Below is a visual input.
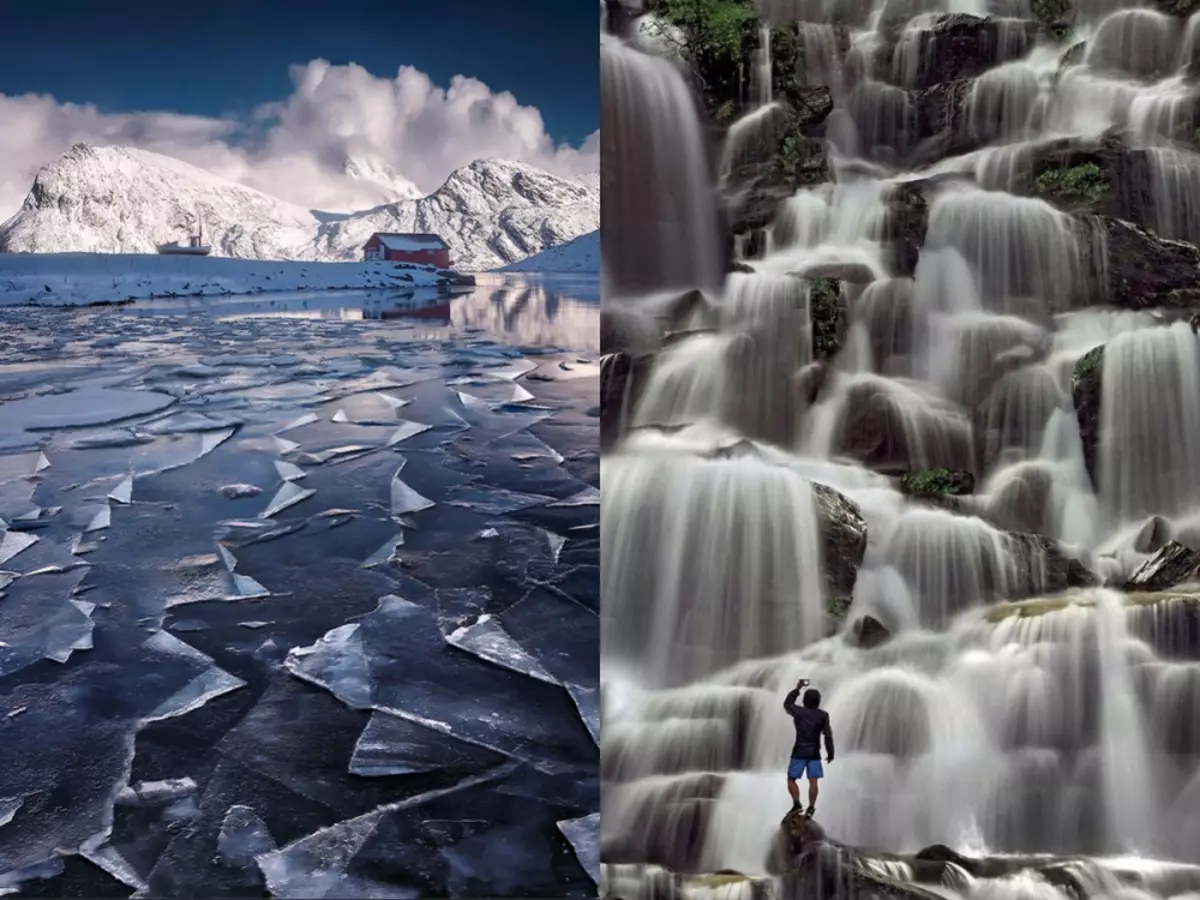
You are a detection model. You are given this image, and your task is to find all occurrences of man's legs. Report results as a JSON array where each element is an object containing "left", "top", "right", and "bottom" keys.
[
  {"left": 807, "top": 777, "right": 819, "bottom": 815},
  {"left": 787, "top": 777, "right": 801, "bottom": 810}
]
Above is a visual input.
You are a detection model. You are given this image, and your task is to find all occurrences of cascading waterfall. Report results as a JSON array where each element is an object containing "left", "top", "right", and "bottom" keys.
[{"left": 601, "top": 0, "right": 1200, "bottom": 894}]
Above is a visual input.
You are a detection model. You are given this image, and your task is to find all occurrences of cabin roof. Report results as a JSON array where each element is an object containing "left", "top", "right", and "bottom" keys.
[{"left": 368, "top": 232, "right": 449, "bottom": 251}]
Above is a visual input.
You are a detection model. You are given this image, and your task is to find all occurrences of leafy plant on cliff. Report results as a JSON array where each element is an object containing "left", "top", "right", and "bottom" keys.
[
  {"left": 1034, "top": 163, "right": 1109, "bottom": 206},
  {"left": 1030, "top": 0, "right": 1070, "bottom": 23},
  {"left": 827, "top": 596, "right": 852, "bottom": 622},
  {"left": 1073, "top": 345, "right": 1104, "bottom": 382},
  {"left": 649, "top": 0, "right": 757, "bottom": 65}
]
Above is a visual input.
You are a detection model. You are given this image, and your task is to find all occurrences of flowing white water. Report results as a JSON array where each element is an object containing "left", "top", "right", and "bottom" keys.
[{"left": 602, "top": 0, "right": 1200, "bottom": 894}]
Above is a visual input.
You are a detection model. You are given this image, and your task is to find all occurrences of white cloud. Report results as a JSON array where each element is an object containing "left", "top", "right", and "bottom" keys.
[{"left": 0, "top": 59, "right": 599, "bottom": 219}]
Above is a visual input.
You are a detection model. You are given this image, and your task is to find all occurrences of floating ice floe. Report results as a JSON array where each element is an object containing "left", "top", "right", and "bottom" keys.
[
  {"left": 390, "top": 469, "right": 434, "bottom": 516},
  {"left": 348, "top": 711, "right": 503, "bottom": 777},
  {"left": 261, "top": 482, "right": 316, "bottom": 518},
  {"left": 361, "top": 533, "right": 404, "bottom": 569},
  {"left": 549, "top": 485, "right": 600, "bottom": 507},
  {"left": 0, "top": 531, "right": 37, "bottom": 566},
  {"left": 446, "top": 615, "right": 559, "bottom": 685},
  {"left": 273, "top": 460, "right": 307, "bottom": 482},
  {"left": 139, "top": 631, "right": 246, "bottom": 724},
  {"left": 275, "top": 412, "right": 319, "bottom": 434},
  {"left": 386, "top": 420, "right": 431, "bottom": 445},
  {"left": 557, "top": 812, "right": 600, "bottom": 885},
  {"left": 108, "top": 475, "right": 133, "bottom": 504},
  {"left": 217, "top": 805, "right": 277, "bottom": 869}
]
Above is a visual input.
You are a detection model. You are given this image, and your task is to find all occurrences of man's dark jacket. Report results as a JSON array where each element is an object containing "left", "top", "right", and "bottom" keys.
[{"left": 783, "top": 689, "right": 835, "bottom": 761}]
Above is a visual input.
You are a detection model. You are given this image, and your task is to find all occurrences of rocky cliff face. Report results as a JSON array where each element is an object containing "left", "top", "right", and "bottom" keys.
[{"left": 0, "top": 144, "right": 600, "bottom": 271}]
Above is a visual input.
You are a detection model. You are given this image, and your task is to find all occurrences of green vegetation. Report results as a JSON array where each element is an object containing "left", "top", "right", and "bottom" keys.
[
  {"left": 900, "top": 467, "right": 970, "bottom": 496},
  {"left": 692, "top": 873, "right": 751, "bottom": 887},
  {"left": 774, "top": 133, "right": 829, "bottom": 188},
  {"left": 827, "top": 596, "right": 852, "bottom": 622},
  {"left": 809, "top": 277, "right": 843, "bottom": 359},
  {"left": 714, "top": 99, "right": 736, "bottom": 124},
  {"left": 1034, "top": 163, "right": 1109, "bottom": 206},
  {"left": 1073, "top": 345, "right": 1104, "bottom": 382},
  {"left": 647, "top": 0, "right": 757, "bottom": 64}
]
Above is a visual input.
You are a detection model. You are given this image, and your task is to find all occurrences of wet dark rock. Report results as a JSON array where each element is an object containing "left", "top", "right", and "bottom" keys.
[
  {"left": 1097, "top": 217, "right": 1200, "bottom": 310},
  {"left": 600, "top": 351, "right": 656, "bottom": 450},
  {"left": 1008, "top": 532, "right": 1101, "bottom": 594},
  {"left": 909, "top": 80, "right": 975, "bottom": 169},
  {"left": 849, "top": 615, "right": 891, "bottom": 649},
  {"left": 833, "top": 381, "right": 973, "bottom": 473},
  {"left": 877, "top": 182, "right": 928, "bottom": 277},
  {"left": 1071, "top": 344, "right": 1104, "bottom": 489},
  {"left": 727, "top": 129, "right": 830, "bottom": 234},
  {"left": 661, "top": 288, "right": 715, "bottom": 329},
  {"left": 1059, "top": 41, "right": 1086, "bottom": 68},
  {"left": 899, "top": 467, "right": 975, "bottom": 497},
  {"left": 892, "top": 14, "right": 1038, "bottom": 90},
  {"left": 812, "top": 483, "right": 868, "bottom": 599},
  {"left": 1124, "top": 541, "right": 1200, "bottom": 591},
  {"left": 792, "top": 262, "right": 875, "bottom": 284},
  {"left": 1134, "top": 516, "right": 1174, "bottom": 554},
  {"left": 792, "top": 360, "right": 829, "bottom": 409}
]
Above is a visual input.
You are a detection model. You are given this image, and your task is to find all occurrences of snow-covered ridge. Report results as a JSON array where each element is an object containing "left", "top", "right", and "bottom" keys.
[
  {"left": 0, "top": 144, "right": 599, "bottom": 272},
  {"left": 497, "top": 229, "right": 599, "bottom": 273},
  {"left": 0, "top": 252, "right": 472, "bottom": 308}
]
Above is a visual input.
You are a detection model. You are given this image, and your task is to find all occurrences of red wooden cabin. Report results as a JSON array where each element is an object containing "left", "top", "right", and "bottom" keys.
[{"left": 362, "top": 232, "right": 451, "bottom": 269}]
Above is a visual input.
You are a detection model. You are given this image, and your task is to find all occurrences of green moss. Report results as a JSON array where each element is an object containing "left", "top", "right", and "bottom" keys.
[
  {"left": 827, "top": 596, "right": 852, "bottom": 622},
  {"left": 1034, "top": 163, "right": 1109, "bottom": 206},
  {"left": 1073, "top": 345, "right": 1104, "bottom": 383},
  {"left": 692, "top": 873, "right": 751, "bottom": 887},
  {"left": 900, "top": 467, "right": 969, "bottom": 496},
  {"left": 810, "top": 277, "right": 843, "bottom": 359},
  {"left": 714, "top": 99, "right": 736, "bottom": 124}
]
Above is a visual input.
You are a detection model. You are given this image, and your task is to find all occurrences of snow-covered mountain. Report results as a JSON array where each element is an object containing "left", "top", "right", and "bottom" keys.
[
  {"left": 498, "top": 229, "right": 599, "bottom": 273},
  {"left": 342, "top": 155, "right": 425, "bottom": 203},
  {"left": 0, "top": 144, "right": 599, "bottom": 271}
]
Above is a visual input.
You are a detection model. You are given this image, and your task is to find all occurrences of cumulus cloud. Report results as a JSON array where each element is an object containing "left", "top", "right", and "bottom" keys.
[{"left": 0, "top": 59, "right": 599, "bottom": 219}]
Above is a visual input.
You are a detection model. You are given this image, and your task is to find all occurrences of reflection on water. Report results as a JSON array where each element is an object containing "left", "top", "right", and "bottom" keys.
[{"left": 113, "top": 274, "right": 600, "bottom": 352}]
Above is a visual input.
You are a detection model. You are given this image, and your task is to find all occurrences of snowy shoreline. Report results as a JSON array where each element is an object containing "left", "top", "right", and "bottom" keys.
[{"left": 0, "top": 252, "right": 475, "bottom": 308}]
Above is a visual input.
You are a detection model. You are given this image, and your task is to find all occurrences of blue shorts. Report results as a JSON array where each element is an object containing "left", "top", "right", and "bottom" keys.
[{"left": 788, "top": 758, "right": 823, "bottom": 780}]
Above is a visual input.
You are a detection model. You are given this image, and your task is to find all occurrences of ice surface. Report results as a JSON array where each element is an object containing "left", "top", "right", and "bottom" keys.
[
  {"left": 0, "top": 388, "right": 175, "bottom": 433},
  {"left": 349, "top": 712, "right": 504, "bottom": 777},
  {"left": 445, "top": 616, "right": 560, "bottom": 685},
  {"left": 261, "top": 482, "right": 316, "bottom": 518},
  {"left": 0, "top": 285, "right": 596, "bottom": 896},
  {"left": 557, "top": 812, "right": 600, "bottom": 884},
  {"left": 217, "top": 805, "right": 277, "bottom": 869}
]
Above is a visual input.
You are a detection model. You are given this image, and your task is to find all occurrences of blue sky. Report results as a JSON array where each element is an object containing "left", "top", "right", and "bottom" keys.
[{"left": 0, "top": 0, "right": 597, "bottom": 147}]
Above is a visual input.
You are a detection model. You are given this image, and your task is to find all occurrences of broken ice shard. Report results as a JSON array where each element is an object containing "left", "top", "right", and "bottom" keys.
[
  {"left": 445, "top": 616, "right": 559, "bottom": 685},
  {"left": 558, "top": 812, "right": 600, "bottom": 885},
  {"left": 348, "top": 711, "right": 503, "bottom": 777},
  {"left": 284, "top": 622, "right": 374, "bottom": 709},
  {"left": 390, "top": 471, "right": 433, "bottom": 516},
  {"left": 261, "top": 482, "right": 315, "bottom": 518},
  {"left": 361, "top": 533, "right": 404, "bottom": 569},
  {"left": 274, "top": 459, "right": 307, "bottom": 482},
  {"left": 386, "top": 420, "right": 431, "bottom": 445},
  {"left": 108, "top": 475, "right": 133, "bottom": 504},
  {"left": 217, "top": 805, "right": 277, "bottom": 869},
  {"left": 565, "top": 683, "right": 600, "bottom": 745},
  {"left": 0, "top": 530, "right": 37, "bottom": 565}
]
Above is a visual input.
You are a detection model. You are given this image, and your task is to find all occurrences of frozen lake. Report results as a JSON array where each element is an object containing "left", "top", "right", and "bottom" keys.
[{"left": 0, "top": 274, "right": 599, "bottom": 896}]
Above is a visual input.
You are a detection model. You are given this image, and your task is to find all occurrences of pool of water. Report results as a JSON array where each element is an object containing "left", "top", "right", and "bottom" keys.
[{"left": 0, "top": 275, "right": 599, "bottom": 896}]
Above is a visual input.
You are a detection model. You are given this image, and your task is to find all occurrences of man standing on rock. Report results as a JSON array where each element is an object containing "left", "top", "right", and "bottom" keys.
[{"left": 783, "top": 679, "right": 835, "bottom": 817}]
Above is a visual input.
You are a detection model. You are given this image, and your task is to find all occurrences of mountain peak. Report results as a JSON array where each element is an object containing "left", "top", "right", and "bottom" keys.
[{"left": 1, "top": 143, "right": 599, "bottom": 271}]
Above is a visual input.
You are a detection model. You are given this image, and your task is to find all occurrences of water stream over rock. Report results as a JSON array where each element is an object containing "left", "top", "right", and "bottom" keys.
[{"left": 601, "top": 0, "right": 1200, "bottom": 896}]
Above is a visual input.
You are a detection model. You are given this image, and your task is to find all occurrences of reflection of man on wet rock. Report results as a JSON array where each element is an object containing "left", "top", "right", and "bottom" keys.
[{"left": 783, "top": 679, "right": 834, "bottom": 817}]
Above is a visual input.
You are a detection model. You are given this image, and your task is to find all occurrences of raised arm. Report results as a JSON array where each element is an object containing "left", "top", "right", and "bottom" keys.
[
  {"left": 783, "top": 688, "right": 800, "bottom": 716},
  {"left": 822, "top": 710, "right": 835, "bottom": 760}
]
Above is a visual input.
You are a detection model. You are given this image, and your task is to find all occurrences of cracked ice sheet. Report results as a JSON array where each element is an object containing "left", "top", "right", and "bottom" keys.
[
  {"left": 286, "top": 595, "right": 595, "bottom": 767},
  {"left": 257, "top": 768, "right": 594, "bottom": 899},
  {"left": 558, "top": 812, "right": 600, "bottom": 885}
]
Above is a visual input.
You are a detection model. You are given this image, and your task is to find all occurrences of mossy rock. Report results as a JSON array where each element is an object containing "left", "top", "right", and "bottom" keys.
[
  {"left": 827, "top": 595, "right": 853, "bottom": 623},
  {"left": 809, "top": 277, "right": 846, "bottom": 361},
  {"left": 1034, "top": 162, "right": 1109, "bottom": 210},
  {"left": 899, "top": 467, "right": 975, "bottom": 497}
]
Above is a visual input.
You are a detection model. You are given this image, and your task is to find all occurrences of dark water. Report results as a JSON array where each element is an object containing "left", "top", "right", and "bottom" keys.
[{"left": 0, "top": 275, "right": 599, "bottom": 897}]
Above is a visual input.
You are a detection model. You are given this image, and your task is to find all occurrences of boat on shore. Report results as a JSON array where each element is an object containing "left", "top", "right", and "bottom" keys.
[{"left": 157, "top": 234, "right": 211, "bottom": 256}]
